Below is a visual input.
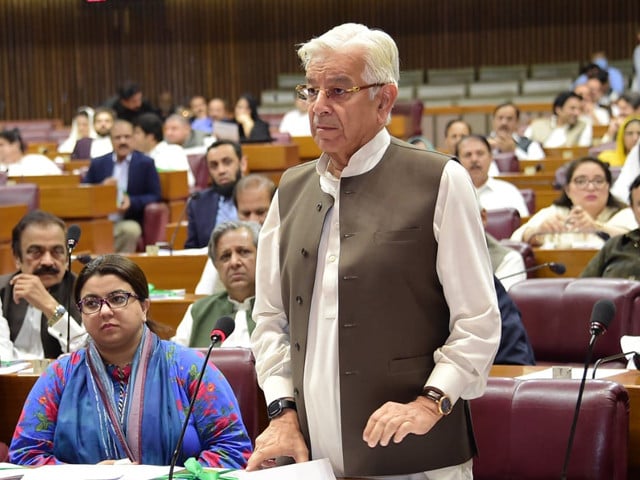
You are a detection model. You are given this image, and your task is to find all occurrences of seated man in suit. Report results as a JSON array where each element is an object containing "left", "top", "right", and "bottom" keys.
[
  {"left": 184, "top": 140, "right": 247, "bottom": 249},
  {"left": 195, "top": 173, "right": 275, "bottom": 294},
  {"left": 172, "top": 220, "right": 259, "bottom": 348},
  {"left": 164, "top": 114, "right": 209, "bottom": 153},
  {"left": 83, "top": 119, "right": 162, "bottom": 253},
  {"left": 0, "top": 210, "right": 86, "bottom": 359}
]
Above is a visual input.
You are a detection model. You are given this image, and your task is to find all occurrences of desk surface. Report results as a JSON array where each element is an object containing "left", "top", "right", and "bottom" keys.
[{"left": 532, "top": 248, "right": 598, "bottom": 277}]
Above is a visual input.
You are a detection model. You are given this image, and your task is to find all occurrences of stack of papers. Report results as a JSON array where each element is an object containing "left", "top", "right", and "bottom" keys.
[{"left": 0, "top": 362, "right": 31, "bottom": 375}]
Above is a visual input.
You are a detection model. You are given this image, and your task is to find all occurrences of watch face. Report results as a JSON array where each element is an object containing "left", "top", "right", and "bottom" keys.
[
  {"left": 440, "top": 397, "right": 453, "bottom": 415},
  {"left": 267, "top": 401, "right": 282, "bottom": 418}
]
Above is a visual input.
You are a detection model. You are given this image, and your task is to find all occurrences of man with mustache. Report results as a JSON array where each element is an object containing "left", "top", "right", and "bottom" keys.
[
  {"left": 184, "top": 140, "right": 247, "bottom": 249},
  {"left": 487, "top": 102, "right": 545, "bottom": 160},
  {"left": 0, "top": 211, "right": 86, "bottom": 359}
]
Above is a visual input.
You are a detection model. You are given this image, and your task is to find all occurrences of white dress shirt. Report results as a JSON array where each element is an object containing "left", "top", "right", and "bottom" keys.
[
  {"left": 251, "top": 128, "right": 500, "bottom": 475},
  {"left": 151, "top": 142, "right": 195, "bottom": 188},
  {"left": 476, "top": 177, "right": 530, "bottom": 217}
]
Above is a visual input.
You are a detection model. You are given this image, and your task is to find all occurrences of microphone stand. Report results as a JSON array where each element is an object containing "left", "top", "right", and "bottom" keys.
[
  {"left": 168, "top": 337, "right": 216, "bottom": 479},
  {"left": 167, "top": 192, "right": 199, "bottom": 255},
  {"left": 592, "top": 351, "right": 639, "bottom": 379},
  {"left": 560, "top": 333, "right": 597, "bottom": 479},
  {"left": 66, "top": 253, "right": 72, "bottom": 353}
]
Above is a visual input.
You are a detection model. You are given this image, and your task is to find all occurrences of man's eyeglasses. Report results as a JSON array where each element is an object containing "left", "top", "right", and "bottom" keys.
[
  {"left": 295, "top": 83, "right": 386, "bottom": 102},
  {"left": 571, "top": 176, "right": 608, "bottom": 190},
  {"left": 77, "top": 291, "right": 140, "bottom": 315},
  {"left": 25, "top": 245, "right": 66, "bottom": 261}
]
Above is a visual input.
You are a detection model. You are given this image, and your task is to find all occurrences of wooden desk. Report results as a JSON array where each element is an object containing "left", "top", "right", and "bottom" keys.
[
  {"left": 543, "top": 146, "right": 590, "bottom": 161},
  {"left": 291, "top": 136, "right": 320, "bottom": 162},
  {"left": 519, "top": 158, "right": 570, "bottom": 174},
  {"left": 0, "top": 205, "right": 28, "bottom": 274},
  {"left": 532, "top": 189, "right": 560, "bottom": 212},
  {"left": 166, "top": 221, "right": 188, "bottom": 250},
  {"left": 159, "top": 170, "right": 189, "bottom": 201},
  {"left": 533, "top": 248, "right": 598, "bottom": 277},
  {"left": 125, "top": 253, "right": 207, "bottom": 293},
  {"left": 39, "top": 184, "right": 116, "bottom": 219},
  {"left": 490, "top": 365, "right": 640, "bottom": 476},
  {"left": 61, "top": 159, "right": 90, "bottom": 173},
  {"left": 495, "top": 172, "right": 556, "bottom": 191},
  {"left": 10, "top": 173, "right": 80, "bottom": 187},
  {"left": 150, "top": 293, "right": 205, "bottom": 338},
  {"left": 242, "top": 143, "right": 300, "bottom": 184}
]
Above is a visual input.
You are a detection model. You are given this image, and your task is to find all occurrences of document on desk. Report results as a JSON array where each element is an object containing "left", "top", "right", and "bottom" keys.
[
  {"left": 19, "top": 464, "right": 170, "bottom": 480},
  {"left": 0, "top": 362, "right": 31, "bottom": 375},
  {"left": 517, "top": 367, "right": 628, "bottom": 380},
  {"left": 0, "top": 462, "right": 26, "bottom": 479},
  {"left": 233, "top": 458, "right": 336, "bottom": 480}
]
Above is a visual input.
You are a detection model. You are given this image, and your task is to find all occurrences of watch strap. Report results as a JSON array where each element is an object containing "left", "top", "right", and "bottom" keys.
[
  {"left": 48, "top": 304, "right": 66, "bottom": 327},
  {"left": 267, "top": 398, "right": 297, "bottom": 420}
]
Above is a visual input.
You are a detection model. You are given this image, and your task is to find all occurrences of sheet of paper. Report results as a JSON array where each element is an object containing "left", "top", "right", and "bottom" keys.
[
  {"left": 233, "top": 458, "right": 336, "bottom": 480},
  {"left": 0, "top": 362, "right": 31, "bottom": 375},
  {"left": 20, "top": 464, "right": 170, "bottom": 480},
  {"left": 0, "top": 462, "right": 26, "bottom": 479},
  {"left": 516, "top": 367, "right": 629, "bottom": 380},
  {"left": 621, "top": 336, "right": 640, "bottom": 369}
]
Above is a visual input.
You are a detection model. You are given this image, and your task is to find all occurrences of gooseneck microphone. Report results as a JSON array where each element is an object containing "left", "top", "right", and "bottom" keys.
[
  {"left": 65, "top": 225, "right": 81, "bottom": 353},
  {"left": 167, "top": 191, "right": 200, "bottom": 255},
  {"left": 560, "top": 299, "right": 616, "bottom": 479},
  {"left": 497, "top": 261, "right": 566, "bottom": 281},
  {"left": 168, "top": 315, "right": 235, "bottom": 480},
  {"left": 592, "top": 351, "right": 640, "bottom": 379}
]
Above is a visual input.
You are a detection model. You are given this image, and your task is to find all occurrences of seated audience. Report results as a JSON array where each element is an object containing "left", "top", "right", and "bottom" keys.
[
  {"left": 0, "top": 129, "right": 61, "bottom": 176},
  {"left": 525, "top": 91, "right": 593, "bottom": 148},
  {"left": 492, "top": 276, "right": 536, "bottom": 365},
  {"left": 132, "top": 112, "right": 195, "bottom": 188},
  {"left": 156, "top": 90, "right": 176, "bottom": 122},
  {"left": 208, "top": 97, "right": 233, "bottom": 123},
  {"left": 195, "top": 173, "right": 275, "bottom": 295},
  {"left": 73, "top": 107, "right": 115, "bottom": 160},
  {"left": 164, "top": 113, "right": 209, "bottom": 152},
  {"left": 190, "top": 95, "right": 213, "bottom": 134},
  {"left": 234, "top": 93, "right": 271, "bottom": 143},
  {"left": 58, "top": 107, "right": 96, "bottom": 155},
  {"left": 102, "top": 82, "right": 158, "bottom": 124},
  {"left": 511, "top": 156, "right": 632, "bottom": 247},
  {"left": 488, "top": 102, "right": 545, "bottom": 160},
  {"left": 574, "top": 80, "right": 609, "bottom": 127},
  {"left": 278, "top": 98, "right": 311, "bottom": 136},
  {"left": 407, "top": 135, "right": 435, "bottom": 151},
  {"left": 0, "top": 211, "right": 85, "bottom": 360},
  {"left": 581, "top": 175, "right": 640, "bottom": 279},
  {"left": 185, "top": 140, "right": 247, "bottom": 249},
  {"left": 9, "top": 254, "right": 252, "bottom": 467},
  {"left": 602, "top": 91, "right": 640, "bottom": 144},
  {"left": 457, "top": 135, "right": 529, "bottom": 217},
  {"left": 174, "top": 221, "right": 259, "bottom": 347},
  {"left": 440, "top": 118, "right": 470, "bottom": 155},
  {"left": 612, "top": 128, "right": 640, "bottom": 197},
  {"left": 598, "top": 115, "right": 640, "bottom": 167},
  {"left": 83, "top": 120, "right": 162, "bottom": 253},
  {"left": 574, "top": 52, "right": 625, "bottom": 97}
]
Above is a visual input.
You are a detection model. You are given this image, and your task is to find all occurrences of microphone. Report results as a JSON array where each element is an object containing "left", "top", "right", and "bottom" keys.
[
  {"left": 65, "top": 225, "right": 81, "bottom": 353},
  {"left": 560, "top": 299, "right": 616, "bottom": 479},
  {"left": 66, "top": 224, "right": 81, "bottom": 253},
  {"left": 592, "top": 351, "right": 640, "bottom": 379},
  {"left": 75, "top": 254, "right": 93, "bottom": 265},
  {"left": 167, "top": 191, "right": 200, "bottom": 255},
  {"left": 168, "top": 315, "right": 235, "bottom": 479},
  {"left": 497, "top": 261, "right": 566, "bottom": 281}
]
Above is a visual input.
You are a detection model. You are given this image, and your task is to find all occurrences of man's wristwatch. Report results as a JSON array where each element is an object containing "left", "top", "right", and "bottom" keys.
[
  {"left": 48, "top": 304, "right": 66, "bottom": 327},
  {"left": 422, "top": 387, "right": 453, "bottom": 416},
  {"left": 267, "top": 398, "right": 297, "bottom": 420}
]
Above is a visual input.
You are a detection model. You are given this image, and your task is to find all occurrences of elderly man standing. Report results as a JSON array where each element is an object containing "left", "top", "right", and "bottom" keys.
[
  {"left": 0, "top": 211, "right": 86, "bottom": 359},
  {"left": 247, "top": 23, "right": 500, "bottom": 479}
]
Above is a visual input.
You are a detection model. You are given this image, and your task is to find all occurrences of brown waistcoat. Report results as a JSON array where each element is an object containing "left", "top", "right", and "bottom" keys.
[{"left": 277, "top": 138, "right": 475, "bottom": 476}]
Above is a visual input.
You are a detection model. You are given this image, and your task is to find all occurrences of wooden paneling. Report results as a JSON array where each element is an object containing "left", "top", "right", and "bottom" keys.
[{"left": 0, "top": 0, "right": 638, "bottom": 122}]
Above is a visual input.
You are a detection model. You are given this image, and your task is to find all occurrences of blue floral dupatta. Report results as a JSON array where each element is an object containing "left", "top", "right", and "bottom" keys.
[{"left": 54, "top": 326, "right": 184, "bottom": 464}]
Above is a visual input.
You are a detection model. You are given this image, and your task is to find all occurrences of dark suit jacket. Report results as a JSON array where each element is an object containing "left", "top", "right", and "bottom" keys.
[
  {"left": 83, "top": 151, "right": 161, "bottom": 225},
  {"left": 185, "top": 188, "right": 220, "bottom": 249}
]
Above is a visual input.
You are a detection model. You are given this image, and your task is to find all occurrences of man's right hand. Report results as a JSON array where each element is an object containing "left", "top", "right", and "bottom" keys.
[{"left": 245, "top": 409, "right": 309, "bottom": 471}]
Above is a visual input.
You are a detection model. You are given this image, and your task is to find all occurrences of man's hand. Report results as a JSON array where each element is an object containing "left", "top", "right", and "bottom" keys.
[
  {"left": 101, "top": 176, "right": 117, "bottom": 186},
  {"left": 118, "top": 193, "right": 131, "bottom": 214},
  {"left": 246, "top": 410, "right": 309, "bottom": 471},
  {"left": 362, "top": 396, "right": 442, "bottom": 448},
  {"left": 9, "top": 273, "right": 58, "bottom": 316},
  {"left": 488, "top": 131, "right": 516, "bottom": 153}
]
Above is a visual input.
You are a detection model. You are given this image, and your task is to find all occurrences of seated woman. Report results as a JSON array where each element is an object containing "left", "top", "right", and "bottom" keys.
[
  {"left": 9, "top": 254, "right": 252, "bottom": 467},
  {"left": 511, "top": 156, "right": 634, "bottom": 248},
  {"left": 598, "top": 115, "right": 640, "bottom": 167},
  {"left": 581, "top": 174, "right": 640, "bottom": 278},
  {"left": 58, "top": 107, "right": 96, "bottom": 155},
  {"left": 0, "top": 129, "right": 61, "bottom": 176},
  {"left": 234, "top": 94, "right": 272, "bottom": 143}
]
